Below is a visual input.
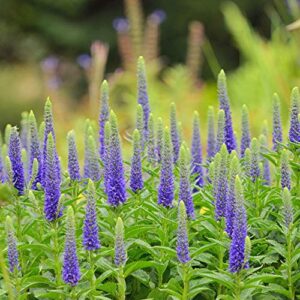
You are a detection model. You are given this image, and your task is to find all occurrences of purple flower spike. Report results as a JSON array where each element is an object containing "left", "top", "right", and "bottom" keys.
[
  {"left": 83, "top": 180, "right": 100, "bottom": 251},
  {"left": 62, "top": 207, "right": 80, "bottom": 286},
  {"left": 147, "top": 114, "right": 156, "bottom": 165},
  {"left": 158, "top": 127, "right": 174, "bottom": 207},
  {"left": 191, "top": 111, "right": 204, "bottom": 189},
  {"left": 107, "top": 112, "right": 127, "bottom": 206},
  {"left": 215, "top": 144, "right": 228, "bottom": 220},
  {"left": 217, "top": 70, "right": 237, "bottom": 153},
  {"left": 280, "top": 150, "right": 291, "bottom": 190},
  {"left": 170, "top": 103, "right": 180, "bottom": 163},
  {"left": 42, "top": 99, "right": 60, "bottom": 185},
  {"left": 137, "top": 57, "right": 151, "bottom": 141},
  {"left": 103, "top": 122, "right": 111, "bottom": 195},
  {"left": 259, "top": 135, "right": 271, "bottom": 185},
  {"left": 250, "top": 138, "right": 260, "bottom": 182},
  {"left": 288, "top": 87, "right": 300, "bottom": 143},
  {"left": 229, "top": 176, "right": 248, "bottom": 273},
  {"left": 99, "top": 80, "right": 110, "bottom": 159},
  {"left": 206, "top": 106, "right": 216, "bottom": 161},
  {"left": 225, "top": 154, "right": 240, "bottom": 238},
  {"left": 272, "top": 94, "right": 283, "bottom": 151},
  {"left": 216, "top": 110, "right": 225, "bottom": 153},
  {"left": 44, "top": 133, "right": 61, "bottom": 222},
  {"left": 179, "top": 144, "right": 195, "bottom": 219},
  {"left": 282, "top": 188, "right": 293, "bottom": 228},
  {"left": 114, "top": 217, "right": 127, "bottom": 267},
  {"left": 130, "top": 130, "right": 144, "bottom": 193},
  {"left": 156, "top": 118, "right": 163, "bottom": 162},
  {"left": 5, "top": 216, "right": 20, "bottom": 273},
  {"left": 20, "top": 112, "right": 29, "bottom": 152},
  {"left": 240, "top": 105, "right": 251, "bottom": 157},
  {"left": 8, "top": 127, "right": 25, "bottom": 195},
  {"left": 28, "top": 111, "right": 42, "bottom": 189},
  {"left": 149, "top": 9, "right": 166, "bottom": 24},
  {"left": 176, "top": 201, "right": 191, "bottom": 264},
  {"left": 67, "top": 131, "right": 81, "bottom": 181},
  {"left": 136, "top": 104, "right": 145, "bottom": 150}
]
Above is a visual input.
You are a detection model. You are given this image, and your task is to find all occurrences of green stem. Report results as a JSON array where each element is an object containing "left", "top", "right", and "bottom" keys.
[
  {"left": 0, "top": 245, "right": 14, "bottom": 300},
  {"left": 52, "top": 221, "right": 62, "bottom": 287},
  {"left": 235, "top": 272, "right": 241, "bottom": 300},
  {"left": 117, "top": 266, "right": 126, "bottom": 300},
  {"left": 217, "top": 221, "right": 224, "bottom": 296},
  {"left": 88, "top": 251, "right": 96, "bottom": 299},
  {"left": 182, "top": 263, "right": 189, "bottom": 300},
  {"left": 286, "top": 230, "right": 294, "bottom": 300}
]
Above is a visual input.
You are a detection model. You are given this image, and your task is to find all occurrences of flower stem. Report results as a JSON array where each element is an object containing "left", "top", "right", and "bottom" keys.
[
  {"left": 117, "top": 266, "right": 126, "bottom": 300},
  {"left": 217, "top": 220, "right": 224, "bottom": 296},
  {"left": 88, "top": 251, "right": 96, "bottom": 299},
  {"left": 182, "top": 263, "right": 189, "bottom": 300},
  {"left": 235, "top": 272, "right": 241, "bottom": 300},
  {"left": 286, "top": 229, "right": 294, "bottom": 299},
  {"left": 52, "top": 221, "right": 62, "bottom": 286}
]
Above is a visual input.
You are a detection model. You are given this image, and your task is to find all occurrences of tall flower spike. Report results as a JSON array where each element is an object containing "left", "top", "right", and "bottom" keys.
[
  {"left": 259, "top": 134, "right": 271, "bottom": 185},
  {"left": 158, "top": 127, "right": 174, "bottom": 207},
  {"left": 136, "top": 104, "right": 144, "bottom": 149},
  {"left": 114, "top": 217, "right": 127, "bottom": 267},
  {"left": 42, "top": 98, "right": 59, "bottom": 185},
  {"left": 5, "top": 216, "right": 20, "bottom": 273},
  {"left": 206, "top": 106, "right": 216, "bottom": 161},
  {"left": 272, "top": 94, "right": 283, "bottom": 151},
  {"left": 99, "top": 80, "right": 110, "bottom": 159},
  {"left": 217, "top": 70, "right": 236, "bottom": 152},
  {"left": 107, "top": 111, "right": 127, "bottom": 206},
  {"left": 250, "top": 138, "right": 260, "bottom": 182},
  {"left": 179, "top": 144, "right": 195, "bottom": 219},
  {"left": 156, "top": 117, "right": 163, "bottom": 162},
  {"left": 130, "top": 129, "right": 144, "bottom": 193},
  {"left": 216, "top": 110, "right": 225, "bottom": 153},
  {"left": 62, "top": 207, "right": 80, "bottom": 286},
  {"left": 280, "top": 149, "right": 291, "bottom": 190},
  {"left": 225, "top": 153, "right": 240, "bottom": 238},
  {"left": 170, "top": 102, "right": 180, "bottom": 162},
  {"left": 176, "top": 201, "right": 191, "bottom": 264},
  {"left": 243, "top": 148, "right": 251, "bottom": 178},
  {"left": 67, "top": 130, "right": 81, "bottom": 181},
  {"left": 289, "top": 87, "right": 300, "bottom": 143},
  {"left": 240, "top": 105, "right": 250, "bottom": 157},
  {"left": 44, "top": 133, "right": 61, "bottom": 222},
  {"left": 84, "top": 120, "right": 91, "bottom": 179},
  {"left": 83, "top": 180, "right": 100, "bottom": 251},
  {"left": 212, "top": 153, "right": 221, "bottom": 201},
  {"left": 214, "top": 144, "right": 228, "bottom": 220},
  {"left": 147, "top": 113, "right": 156, "bottom": 165},
  {"left": 191, "top": 111, "right": 204, "bottom": 189},
  {"left": 5, "top": 124, "right": 12, "bottom": 145},
  {"left": 282, "top": 187, "right": 293, "bottom": 228},
  {"left": 103, "top": 122, "right": 111, "bottom": 194},
  {"left": 229, "top": 176, "right": 248, "bottom": 273},
  {"left": 137, "top": 57, "right": 150, "bottom": 140},
  {"left": 8, "top": 127, "right": 25, "bottom": 195},
  {"left": 28, "top": 111, "right": 42, "bottom": 189}
]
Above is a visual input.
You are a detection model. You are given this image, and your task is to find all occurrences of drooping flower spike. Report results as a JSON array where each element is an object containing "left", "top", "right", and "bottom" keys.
[
  {"left": 240, "top": 105, "right": 251, "bottom": 157},
  {"left": 179, "top": 144, "right": 195, "bottom": 219},
  {"left": 67, "top": 130, "right": 81, "bottom": 181},
  {"left": 229, "top": 175, "right": 248, "bottom": 273},
  {"left": 272, "top": 93, "right": 283, "bottom": 151},
  {"left": 191, "top": 111, "right": 204, "bottom": 189},
  {"left": 99, "top": 80, "right": 110, "bottom": 159},
  {"left": 288, "top": 87, "right": 300, "bottom": 143},
  {"left": 5, "top": 216, "right": 20, "bottom": 273},
  {"left": 217, "top": 70, "right": 236, "bottom": 152},
  {"left": 62, "top": 207, "right": 81, "bottom": 286},
  {"left": 8, "top": 127, "right": 25, "bottom": 195},
  {"left": 107, "top": 111, "right": 127, "bottom": 206},
  {"left": 158, "top": 127, "right": 174, "bottom": 207},
  {"left": 130, "top": 129, "right": 144, "bottom": 193},
  {"left": 83, "top": 180, "right": 100, "bottom": 251},
  {"left": 114, "top": 217, "right": 127, "bottom": 267},
  {"left": 176, "top": 201, "right": 191, "bottom": 264}
]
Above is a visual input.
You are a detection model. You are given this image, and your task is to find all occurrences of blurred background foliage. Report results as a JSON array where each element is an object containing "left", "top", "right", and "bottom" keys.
[{"left": 0, "top": 0, "right": 300, "bottom": 154}]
